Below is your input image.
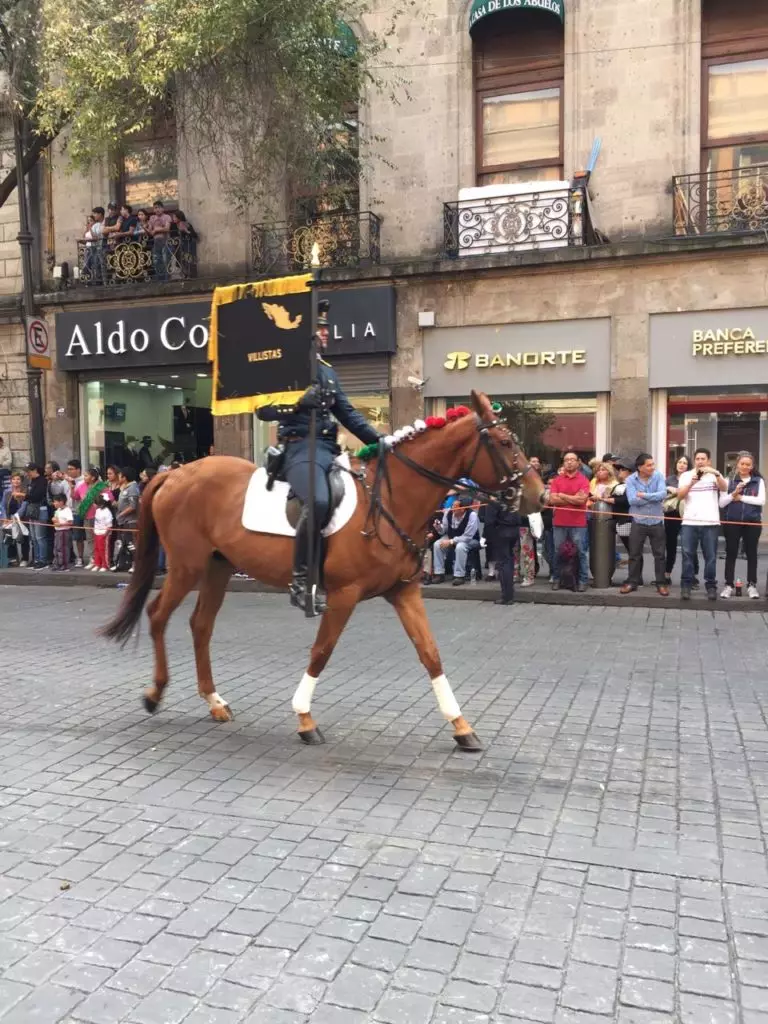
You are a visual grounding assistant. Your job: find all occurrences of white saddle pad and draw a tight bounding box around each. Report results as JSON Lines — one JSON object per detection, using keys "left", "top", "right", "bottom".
{"left": 242, "top": 452, "right": 358, "bottom": 538}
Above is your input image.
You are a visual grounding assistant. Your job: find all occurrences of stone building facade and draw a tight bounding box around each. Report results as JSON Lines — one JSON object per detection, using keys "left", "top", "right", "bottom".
{"left": 5, "top": 0, "right": 768, "bottom": 475}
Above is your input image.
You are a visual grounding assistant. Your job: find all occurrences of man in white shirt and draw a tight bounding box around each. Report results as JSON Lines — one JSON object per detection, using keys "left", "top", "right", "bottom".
{"left": 677, "top": 447, "right": 727, "bottom": 601}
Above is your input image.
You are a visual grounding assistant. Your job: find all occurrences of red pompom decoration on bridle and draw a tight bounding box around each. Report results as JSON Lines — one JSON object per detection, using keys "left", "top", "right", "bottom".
{"left": 425, "top": 415, "right": 446, "bottom": 429}
{"left": 446, "top": 405, "right": 471, "bottom": 421}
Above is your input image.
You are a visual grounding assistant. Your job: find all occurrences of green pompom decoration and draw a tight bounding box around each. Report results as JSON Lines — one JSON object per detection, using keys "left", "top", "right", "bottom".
{"left": 355, "top": 443, "right": 379, "bottom": 461}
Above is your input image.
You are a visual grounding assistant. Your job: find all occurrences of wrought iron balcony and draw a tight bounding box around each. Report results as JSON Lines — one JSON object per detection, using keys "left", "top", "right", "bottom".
{"left": 444, "top": 183, "right": 595, "bottom": 259}
{"left": 251, "top": 210, "right": 381, "bottom": 277}
{"left": 673, "top": 165, "right": 768, "bottom": 236}
{"left": 75, "top": 235, "right": 197, "bottom": 286}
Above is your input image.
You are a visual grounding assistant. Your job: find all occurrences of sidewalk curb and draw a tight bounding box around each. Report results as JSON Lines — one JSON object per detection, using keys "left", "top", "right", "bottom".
{"left": 2, "top": 568, "right": 766, "bottom": 612}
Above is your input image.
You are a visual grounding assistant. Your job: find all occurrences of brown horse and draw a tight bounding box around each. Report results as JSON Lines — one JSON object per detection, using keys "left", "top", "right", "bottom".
{"left": 102, "top": 391, "right": 544, "bottom": 750}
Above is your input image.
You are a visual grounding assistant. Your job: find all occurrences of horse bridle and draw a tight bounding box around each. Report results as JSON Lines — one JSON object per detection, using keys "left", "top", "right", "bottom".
{"left": 358, "top": 412, "right": 535, "bottom": 579}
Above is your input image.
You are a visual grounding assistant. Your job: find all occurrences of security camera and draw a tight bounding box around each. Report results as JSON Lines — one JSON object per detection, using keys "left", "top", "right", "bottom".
{"left": 408, "top": 375, "right": 428, "bottom": 389}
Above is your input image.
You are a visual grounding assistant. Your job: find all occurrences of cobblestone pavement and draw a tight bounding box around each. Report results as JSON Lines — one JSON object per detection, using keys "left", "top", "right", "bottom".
{"left": 2, "top": 587, "right": 768, "bottom": 1023}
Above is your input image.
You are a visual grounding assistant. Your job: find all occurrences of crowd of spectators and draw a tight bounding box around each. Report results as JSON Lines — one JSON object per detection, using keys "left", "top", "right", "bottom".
{"left": 422, "top": 447, "right": 766, "bottom": 603}
{"left": 82, "top": 199, "right": 198, "bottom": 283}
{"left": 2, "top": 440, "right": 764, "bottom": 599}
{"left": 1, "top": 458, "right": 166, "bottom": 573}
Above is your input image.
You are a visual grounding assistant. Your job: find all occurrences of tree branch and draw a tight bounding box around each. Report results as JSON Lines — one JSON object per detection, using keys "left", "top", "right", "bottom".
{"left": 0, "top": 127, "right": 58, "bottom": 211}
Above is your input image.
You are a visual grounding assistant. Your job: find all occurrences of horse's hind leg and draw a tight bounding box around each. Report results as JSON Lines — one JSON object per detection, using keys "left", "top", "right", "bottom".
{"left": 293, "top": 586, "right": 359, "bottom": 744}
{"left": 144, "top": 564, "right": 204, "bottom": 713}
{"left": 386, "top": 583, "right": 482, "bottom": 751}
{"left": 190, "top": 555, "right": 234, "bottom": 722}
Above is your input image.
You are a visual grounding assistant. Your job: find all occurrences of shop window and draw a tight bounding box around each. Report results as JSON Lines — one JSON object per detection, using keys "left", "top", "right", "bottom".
{"left": 335, "top": 393, "right": 390, "bottom": 453}
{"left": 667, "top": 391, "right": 768, "bottom": 479}
{"left": 473, "top": 11, "right": 564, "bottom": 185}
{"left": 429, "top": 396, "right": 596, "bottom": 469}
{"left": 83, "top": 371, "right": 213, "bottom": 472}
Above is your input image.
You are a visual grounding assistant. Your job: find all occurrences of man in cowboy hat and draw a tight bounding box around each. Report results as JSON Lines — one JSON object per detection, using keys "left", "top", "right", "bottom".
{"left": 257, "top": 300, "right": 381, "bottom": 612}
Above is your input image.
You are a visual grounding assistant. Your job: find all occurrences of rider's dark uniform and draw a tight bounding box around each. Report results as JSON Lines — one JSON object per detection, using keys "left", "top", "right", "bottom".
{"left": 257, "top": 356, "right": 380, "bottom": 608}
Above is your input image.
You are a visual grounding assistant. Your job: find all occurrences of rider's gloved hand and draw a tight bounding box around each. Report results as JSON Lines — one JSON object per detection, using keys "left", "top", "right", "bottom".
{"left": 295, "top": 385, "right": 323, "bottom": 411}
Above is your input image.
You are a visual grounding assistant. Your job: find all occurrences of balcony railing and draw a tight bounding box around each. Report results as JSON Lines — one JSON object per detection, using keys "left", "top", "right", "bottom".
{"left": 673, "top": 165, "right": 768, "bottom": 236}
{"left": 444, "top": 183, "right": 595, "bottom": 259}
{"left": 75, "top": 235, "right": 198, "bottom": 286}
{"left": 251, "top": 210, "right": 381, "bottom": 277}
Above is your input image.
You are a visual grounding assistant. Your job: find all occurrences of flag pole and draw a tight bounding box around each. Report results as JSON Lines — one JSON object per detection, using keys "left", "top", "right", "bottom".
{"left": 305, "top": 272, "right": 320, "bottom": 617}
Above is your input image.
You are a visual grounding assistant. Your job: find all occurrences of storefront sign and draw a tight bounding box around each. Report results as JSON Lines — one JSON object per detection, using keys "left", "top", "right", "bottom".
{"left": 320, "top": 286, "right": 396, "bottom": 357}
{"left": 423, "top": 319, "right": 610, "bottom": 397}
{"left": 54, "top": 300, "right": 211, "bottom": 372}
{"left": 444, "top": 349, "right": 586, "bottom": 370}
{"left": 469, "top": 0, "right": 565, "bottom": 34}
{"left": 650, "top": 308, "right": 768, "bottom": 388}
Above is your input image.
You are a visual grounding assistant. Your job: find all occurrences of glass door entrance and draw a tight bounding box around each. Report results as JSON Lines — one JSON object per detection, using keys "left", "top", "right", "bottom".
{"left": 668, "top": 394, "right": 768, "bottom": 477}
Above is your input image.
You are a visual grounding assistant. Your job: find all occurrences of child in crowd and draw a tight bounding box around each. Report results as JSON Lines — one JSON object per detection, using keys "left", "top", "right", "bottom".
{"left": 92, "top": 492, "right": 113, "bottom": 572}
{"left": 51, "top": 493, "right": 73, "bottom": 571}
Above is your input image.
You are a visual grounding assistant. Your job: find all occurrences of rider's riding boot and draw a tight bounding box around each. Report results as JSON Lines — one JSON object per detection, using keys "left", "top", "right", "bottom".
{"left": 290, "top": 509, "right": 328, "bottom": 614}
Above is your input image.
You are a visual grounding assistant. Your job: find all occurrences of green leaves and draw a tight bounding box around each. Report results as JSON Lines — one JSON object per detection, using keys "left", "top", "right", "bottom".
{"left": 30, "top": 0, "right": 399, "bottom": 211}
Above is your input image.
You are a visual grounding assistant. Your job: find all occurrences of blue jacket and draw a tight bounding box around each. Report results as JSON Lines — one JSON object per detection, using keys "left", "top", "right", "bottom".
{"left": 722, "top": 473, "right": 764, "bottom": 524}
{"left": 626, "top": 470, "right": 667, "bottom": 525}
{"left": 256, "top": 358, "right": 380, "bottom": 447}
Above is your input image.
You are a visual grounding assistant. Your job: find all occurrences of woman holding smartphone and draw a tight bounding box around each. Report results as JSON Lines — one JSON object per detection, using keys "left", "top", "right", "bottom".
{"left": 719, "top": 451, "right": 765, "bottom": 599}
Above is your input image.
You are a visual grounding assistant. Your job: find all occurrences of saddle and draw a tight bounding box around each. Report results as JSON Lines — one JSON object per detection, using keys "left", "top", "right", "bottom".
{"left": 242, "top": 453, "right": 357, "bottom": 538}
{"left": 286, "top": 466, "right": 347, "bottom": 530}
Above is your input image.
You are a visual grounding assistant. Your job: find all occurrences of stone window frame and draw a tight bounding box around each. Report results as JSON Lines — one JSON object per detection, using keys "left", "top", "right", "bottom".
{"left": 472, "top": 9, "right": 564, "bottom": 185}
{"left": 701, "top": 0, "right": 768, "bottom": 175}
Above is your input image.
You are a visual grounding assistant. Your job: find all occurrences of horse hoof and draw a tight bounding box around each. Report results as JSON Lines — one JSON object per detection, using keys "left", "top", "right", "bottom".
{"left": 454, "top": 730, "right": 482, "bottom": 752}
{"left": 143, "top": 695, "right": 159, "bottom": 714}
{"left": 299, "top": 728, "right": 325, "bottom": 745}
{"left": 209, "top": 703, "right": 233, "bottom": 722}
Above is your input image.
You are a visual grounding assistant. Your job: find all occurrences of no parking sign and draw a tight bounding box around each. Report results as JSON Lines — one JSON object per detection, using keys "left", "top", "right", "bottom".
{"left": 26, "top": 316, "right": 51, "bottom": 370}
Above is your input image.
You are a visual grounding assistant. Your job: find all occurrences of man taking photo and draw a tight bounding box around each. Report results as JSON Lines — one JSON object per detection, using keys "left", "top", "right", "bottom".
{"left": 677, "top": 447, "right": 727, "bottom": 601}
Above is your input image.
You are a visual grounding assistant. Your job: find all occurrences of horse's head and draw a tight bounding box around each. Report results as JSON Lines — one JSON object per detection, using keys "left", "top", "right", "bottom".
{"left": 466, "top": 390, "right": 546, "bottom": 514}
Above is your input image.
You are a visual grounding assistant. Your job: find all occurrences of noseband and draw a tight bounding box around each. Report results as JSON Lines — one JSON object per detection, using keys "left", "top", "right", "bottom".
{"left": 467, "top": 416, "right": 536, "bottom": 509}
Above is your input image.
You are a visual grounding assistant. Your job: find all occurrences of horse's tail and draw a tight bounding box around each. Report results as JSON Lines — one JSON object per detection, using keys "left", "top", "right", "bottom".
{"left": 100, "top": 472, "right": 169, "bottom": 645}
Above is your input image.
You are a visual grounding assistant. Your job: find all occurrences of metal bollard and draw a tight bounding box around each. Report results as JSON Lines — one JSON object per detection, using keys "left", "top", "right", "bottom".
{"left": 591, "top": 500, "right": 616, "bottom": 589}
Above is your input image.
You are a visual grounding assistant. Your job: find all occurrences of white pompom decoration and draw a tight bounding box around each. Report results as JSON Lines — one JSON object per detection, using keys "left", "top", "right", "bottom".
{"left": 383, "top": 435, "right": 396, "bottom": 448}
{"left": 400, "top": 425, "right": 416, "bottom": 439}
{"left": 414, "top": 419, "right": 427, "bottom": 433}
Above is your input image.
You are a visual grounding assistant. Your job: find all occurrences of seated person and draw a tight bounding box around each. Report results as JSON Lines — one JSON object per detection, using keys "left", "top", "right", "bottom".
{"left": 428, "top": 494, "right": 481, "bottom": 587}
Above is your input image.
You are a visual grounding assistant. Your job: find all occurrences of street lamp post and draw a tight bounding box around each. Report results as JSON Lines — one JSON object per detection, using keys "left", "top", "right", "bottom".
{"left": 13, "top": 110, "right": 45, "bottom": 464}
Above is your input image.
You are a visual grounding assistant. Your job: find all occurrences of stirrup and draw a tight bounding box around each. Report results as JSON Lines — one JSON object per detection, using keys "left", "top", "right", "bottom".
{"left": 289, "top": 573, "right": 327, "bottom": 615}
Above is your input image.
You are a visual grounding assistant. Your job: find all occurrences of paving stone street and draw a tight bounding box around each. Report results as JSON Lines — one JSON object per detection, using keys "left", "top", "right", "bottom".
{"left": 1, "top": 586, "right": 768, "bottom": 1023}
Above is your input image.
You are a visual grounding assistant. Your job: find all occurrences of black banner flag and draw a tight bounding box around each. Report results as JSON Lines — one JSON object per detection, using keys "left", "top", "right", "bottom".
{"left": 209, "top": 274, "right": 313, "bottom": 416}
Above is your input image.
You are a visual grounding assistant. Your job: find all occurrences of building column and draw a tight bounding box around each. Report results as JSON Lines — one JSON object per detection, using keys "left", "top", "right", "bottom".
{"left": 611, "top": 313, "right": 650, "bottom": 454}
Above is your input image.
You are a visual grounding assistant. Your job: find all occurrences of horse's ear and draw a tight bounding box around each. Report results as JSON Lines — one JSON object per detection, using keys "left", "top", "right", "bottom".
{"left": 470, "top": 390, "right": 492, "bottom": 419}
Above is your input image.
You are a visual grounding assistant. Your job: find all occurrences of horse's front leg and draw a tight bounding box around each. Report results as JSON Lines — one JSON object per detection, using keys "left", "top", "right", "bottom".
{"left": 293, "top": 586, "right": 359, "bottom": 744}
{"left": 386, "top": 583, "right": 482, "bottom": 751}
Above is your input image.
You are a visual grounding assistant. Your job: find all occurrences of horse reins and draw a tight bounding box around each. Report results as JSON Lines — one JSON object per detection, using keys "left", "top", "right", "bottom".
{"left": 355, "top": 413, "right": 534, "bottom": 580}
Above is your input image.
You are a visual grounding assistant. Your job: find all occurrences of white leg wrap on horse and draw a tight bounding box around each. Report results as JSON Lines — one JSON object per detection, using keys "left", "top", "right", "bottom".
{"left": 205, "top": 692, "right": 229, "bottom": 709}
{"left": 431, "top": 674, "right": 462, "bottom": 721}
{"left": 292, "top": 673, "right": 318, "bottom": 715}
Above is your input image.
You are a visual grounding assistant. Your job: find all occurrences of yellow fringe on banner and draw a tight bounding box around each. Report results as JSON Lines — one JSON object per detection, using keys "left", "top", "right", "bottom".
{"left": 209, "top": 274, "right": 312, "bottom": 417}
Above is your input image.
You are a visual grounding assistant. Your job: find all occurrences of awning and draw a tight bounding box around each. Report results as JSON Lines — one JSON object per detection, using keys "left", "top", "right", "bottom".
{"left": 469, "top": 0, "right": 564, "bottom": 34}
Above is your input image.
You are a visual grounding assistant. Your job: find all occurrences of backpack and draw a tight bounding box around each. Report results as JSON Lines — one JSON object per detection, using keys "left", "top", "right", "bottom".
{"left": 558, "top": 538, "right": 580, "bottom": 592}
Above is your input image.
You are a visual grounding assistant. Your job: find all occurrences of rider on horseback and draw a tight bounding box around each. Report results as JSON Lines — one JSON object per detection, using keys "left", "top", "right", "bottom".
{"left": 256, "top": 303, "right": 381, "bottom": 611}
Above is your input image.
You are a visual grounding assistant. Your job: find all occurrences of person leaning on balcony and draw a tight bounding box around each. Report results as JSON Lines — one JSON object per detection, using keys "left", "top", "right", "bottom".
{"left": 148, "top": 199, "right": 173, "bottom": 281}
{"left": 114, "top": 204, "right": 139, "bottom": 240}
{"left": 171, "top": 210, "right": 198, "bottom": 277}
{"left": 102, "top": 201, "right": 121, "bottom": 242}
{"left": 85, "top": 206, "right": 106, "bottom": 284}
